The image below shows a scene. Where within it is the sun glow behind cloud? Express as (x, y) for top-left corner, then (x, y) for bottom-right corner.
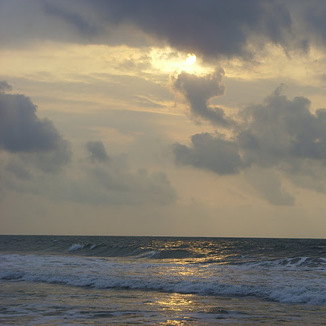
(186, 53), (197, 65)
(150, 47), (212, 75)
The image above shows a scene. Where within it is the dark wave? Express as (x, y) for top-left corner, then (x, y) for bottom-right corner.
(1, 235), (326, 264)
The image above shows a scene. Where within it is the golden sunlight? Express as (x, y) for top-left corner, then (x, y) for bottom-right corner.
(150, 48), (211, 75)
(149, 293), (195, 312)
(186, 53), (196, 65)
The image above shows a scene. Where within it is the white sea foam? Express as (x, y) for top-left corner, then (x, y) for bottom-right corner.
(1, 253), (326, 305)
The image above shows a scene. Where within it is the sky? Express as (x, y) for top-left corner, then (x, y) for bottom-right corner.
(1, 0), (326, 237)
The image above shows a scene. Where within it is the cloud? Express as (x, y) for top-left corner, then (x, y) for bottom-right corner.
(42, 1), (99, 38)
(245, 167), (295, 206)
(79, 0), (293, 59)
(75, 144), (176, 205)
(173, 86), (326, 205)
(19, 142), (71, 174)
(173, 133), (244, 175)
(0, 81), (12, 93)
(5, 158), (32, 181)
(5, 1), (326, 61)
(5, 1), (326, 60)
(293, 2), (326, 50)
(172, 69), (233, 126)
(0, 84), (71, 172)
(1, 136), (176, 206)
(81, 164), (176, 206)
(239, 88), (326, 165)
(86, 141), (109, 163)
(0, 93), (62, 153)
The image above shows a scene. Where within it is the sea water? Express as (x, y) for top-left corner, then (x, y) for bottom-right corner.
(0, 235), (326, 325)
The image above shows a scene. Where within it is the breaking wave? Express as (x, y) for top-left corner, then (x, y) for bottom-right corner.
(1, 253), (326, 305)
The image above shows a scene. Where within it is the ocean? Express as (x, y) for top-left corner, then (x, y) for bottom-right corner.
(0, 235), (326, 325)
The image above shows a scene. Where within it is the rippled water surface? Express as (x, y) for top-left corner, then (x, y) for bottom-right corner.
(1, 235), (326, 325)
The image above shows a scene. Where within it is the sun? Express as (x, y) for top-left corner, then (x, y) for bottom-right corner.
(150, 48), (211, 74)
(186, 53), (196, 65)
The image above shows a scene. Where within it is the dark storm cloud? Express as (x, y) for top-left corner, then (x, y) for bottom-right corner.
(86, 141), (109, 163)
(80, 0), (292, 59)
(173, 69), (233, 126)
(4, 1), (326, 58)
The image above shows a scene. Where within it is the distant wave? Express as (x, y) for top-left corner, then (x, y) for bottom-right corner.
(66, 243), (201, 259)
(68, 244), (85, 252)
(1, 236), (326, 264)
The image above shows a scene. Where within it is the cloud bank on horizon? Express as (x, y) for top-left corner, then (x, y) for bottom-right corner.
(1, 0), (326, 236)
